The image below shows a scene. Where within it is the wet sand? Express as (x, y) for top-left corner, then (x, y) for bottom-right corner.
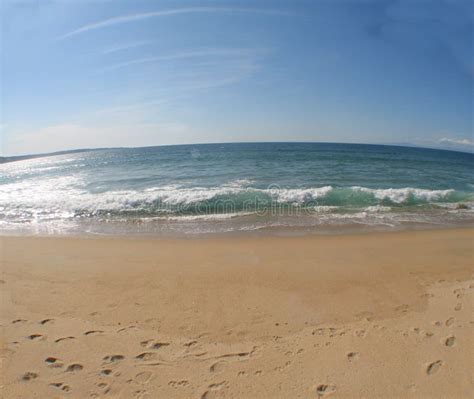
(1, 229), (473, 398)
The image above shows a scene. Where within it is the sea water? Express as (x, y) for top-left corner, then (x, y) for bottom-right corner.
(1, 143), (473, 236)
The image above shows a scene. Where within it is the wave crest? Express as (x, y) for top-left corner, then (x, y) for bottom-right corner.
(0, 180), (471, 223)
(351, 187), (455, 204)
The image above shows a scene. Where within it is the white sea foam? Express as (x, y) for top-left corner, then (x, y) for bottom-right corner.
(363, 205), (392, 212)
(351, 186), (454, 203)
(0, 175), (468, 226)
(313, 205), (339, 212)
(163, 212), (254, 221)
(272, 186), (333, 204)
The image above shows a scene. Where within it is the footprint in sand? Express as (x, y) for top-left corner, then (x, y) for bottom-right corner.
(97, 382), (111, 394)
(355, 311), (374, 321)
(151, 342), (169, 349)
(135, 371), (154, 384)
(13, 319), (27, 324)
(45, 357), (64, 368)
(55, 336), (75, 343)
(50, 382), (70, 392)
(22, 372), (38, 381)
(169, 380), (190, 388)
(444, 336), (456, 347)
(103, 355), (125, 363)
(412, 328), (433, 338)
(66, 363), (83, 372)
(354, 329), (367, 338)
(213, 347), (256, 361)
(39, 319), (54, 325)
(454, 303), (462, 311)
(117, 326), (137, 333)
(27, 334), (44, 340)
(445, 317), (455, 327)
(84, 330), (104, 336)
(135, 352), (158, 361)
(316, 384), (336, 396)
(101, 369), (113, 376)
(395, 304), (409, 313)
(140, 340), (169, 350)
(424, 331), (434, 338)
(347, 352), (359, 361)
(201, 381), (227, 398)
(210, 361), (226, 373)
(421, 293), (434, 299)
(426, 360), (443, 375)
(133, 389), (149, 399)
(50, 382), (63, 389)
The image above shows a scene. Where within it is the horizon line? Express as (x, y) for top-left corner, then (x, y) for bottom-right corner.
(2, 140), (473, 163)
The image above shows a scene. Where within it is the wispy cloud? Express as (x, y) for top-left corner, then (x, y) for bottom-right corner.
(93, 50), (265, 120)
(102, 40), (152, 55)
(439, 137), (474, 147)
(95, 98), (171, 115)
(169, 58), (263, 92)
(59, 7), (289, 40)
(97, 48), (268, 73)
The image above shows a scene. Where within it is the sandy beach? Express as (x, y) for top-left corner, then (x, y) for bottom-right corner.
(1, 229), (473, 398)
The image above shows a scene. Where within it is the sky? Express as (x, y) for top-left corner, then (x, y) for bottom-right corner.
(0, 0), (473, 156)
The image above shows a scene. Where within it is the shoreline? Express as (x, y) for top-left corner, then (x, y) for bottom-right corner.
(1, 228), (473, 398)
(2, 221), (474, 241)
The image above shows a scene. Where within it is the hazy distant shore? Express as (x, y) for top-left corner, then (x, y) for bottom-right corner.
(2, 228), (473, 398)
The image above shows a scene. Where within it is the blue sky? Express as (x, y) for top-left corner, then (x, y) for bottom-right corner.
(1, 0), (472, 156)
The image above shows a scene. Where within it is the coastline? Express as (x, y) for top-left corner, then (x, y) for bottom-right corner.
(1, 228), (473, 398)
(2, 217), (474, 240)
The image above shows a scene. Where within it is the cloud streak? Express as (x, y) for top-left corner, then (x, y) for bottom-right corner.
(102, 40), (153, 55)
(95, 98), (172, 115)
(97, 48), (269, 73)
(60, 7), (289, 39)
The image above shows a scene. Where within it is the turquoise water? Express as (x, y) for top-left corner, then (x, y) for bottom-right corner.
(1, 143), (473, 235)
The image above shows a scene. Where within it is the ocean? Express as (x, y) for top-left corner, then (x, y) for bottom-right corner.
(1, 142), (473, 236)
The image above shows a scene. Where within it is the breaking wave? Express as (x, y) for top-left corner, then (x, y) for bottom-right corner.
(0, 178), (472, 224)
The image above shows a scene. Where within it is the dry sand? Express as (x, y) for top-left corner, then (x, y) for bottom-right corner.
(1, 229), (473, 398)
